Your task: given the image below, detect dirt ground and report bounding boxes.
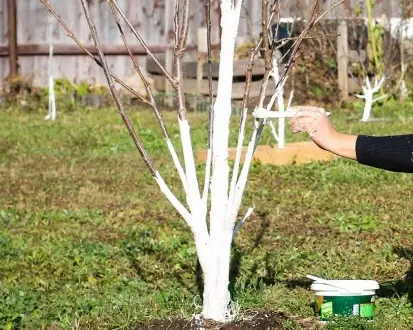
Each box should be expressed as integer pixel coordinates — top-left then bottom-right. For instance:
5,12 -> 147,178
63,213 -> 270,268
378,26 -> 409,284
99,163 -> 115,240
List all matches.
135,310 -> 320,330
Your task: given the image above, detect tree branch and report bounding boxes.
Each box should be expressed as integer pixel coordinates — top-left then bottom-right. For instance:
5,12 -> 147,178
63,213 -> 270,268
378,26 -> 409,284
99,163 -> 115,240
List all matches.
202,0 -> 214,205
78,0 -> 191,224
40,0 -> 150,106
109,0 -> 176,86
108,1 -> 189,197
173,0 -> 201,210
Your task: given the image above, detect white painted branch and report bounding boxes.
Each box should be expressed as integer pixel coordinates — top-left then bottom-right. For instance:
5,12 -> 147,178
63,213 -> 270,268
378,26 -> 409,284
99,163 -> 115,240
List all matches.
155,172 -> 192,226
166,139 -> 189,196
269,121 -> 280,142
179,119 -> 201,211
254,108 -> 332,119
266,79 -> 287,112
232,207 -> 254,240
365,75 -> 372,90
287,90 -> 294,108
229,107 -> 248,204
45,16 -> 56,121
372,94 -> 388,103
226,122 -> 259,228
276,64 -> 286,149
266,57 -> 293,149
202,148 -> 212,204
210,4 -> 242,233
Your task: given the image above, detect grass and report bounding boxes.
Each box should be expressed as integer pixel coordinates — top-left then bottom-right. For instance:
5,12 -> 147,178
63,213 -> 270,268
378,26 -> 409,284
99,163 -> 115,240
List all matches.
1,99 -> 413,329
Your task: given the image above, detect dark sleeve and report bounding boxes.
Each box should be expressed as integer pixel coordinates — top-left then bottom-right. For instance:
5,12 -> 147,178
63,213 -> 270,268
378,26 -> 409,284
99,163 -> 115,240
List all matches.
356,135 -> 413,173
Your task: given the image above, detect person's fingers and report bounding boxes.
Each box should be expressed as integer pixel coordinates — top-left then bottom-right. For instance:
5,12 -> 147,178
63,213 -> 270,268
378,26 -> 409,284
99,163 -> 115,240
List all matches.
292,109 -> 324,120
289,105 -> 326,115
290,115 -> 318,127
290,118 -> 318,133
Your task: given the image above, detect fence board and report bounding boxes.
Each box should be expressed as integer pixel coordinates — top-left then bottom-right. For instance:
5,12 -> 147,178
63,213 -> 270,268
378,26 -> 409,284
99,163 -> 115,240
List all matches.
0,0 -> 403,88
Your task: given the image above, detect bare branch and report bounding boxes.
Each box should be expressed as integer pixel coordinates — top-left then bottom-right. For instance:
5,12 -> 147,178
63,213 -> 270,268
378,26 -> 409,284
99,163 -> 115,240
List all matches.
78,0 -> 191,223
110,0 -> 176,86
205,0 -> 214,146
173,0 -> 201,208
173,0 -> 191,120
257,0 -> 273,108
108,2 -> 189,197
40,0 -> 150,106
202,0 -> 214,205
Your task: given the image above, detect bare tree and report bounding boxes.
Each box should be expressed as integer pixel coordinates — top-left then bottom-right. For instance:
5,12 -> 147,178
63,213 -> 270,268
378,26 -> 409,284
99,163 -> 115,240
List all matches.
41,0 -> 342,322
356,76 -> 387,121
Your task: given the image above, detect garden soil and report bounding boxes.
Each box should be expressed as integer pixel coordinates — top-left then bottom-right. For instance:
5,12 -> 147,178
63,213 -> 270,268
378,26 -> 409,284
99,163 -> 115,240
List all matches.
135,309 -> 320,330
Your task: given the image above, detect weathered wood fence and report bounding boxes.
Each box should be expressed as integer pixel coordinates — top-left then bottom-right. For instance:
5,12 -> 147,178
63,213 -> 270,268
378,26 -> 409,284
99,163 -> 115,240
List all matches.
0,0 -> 403,89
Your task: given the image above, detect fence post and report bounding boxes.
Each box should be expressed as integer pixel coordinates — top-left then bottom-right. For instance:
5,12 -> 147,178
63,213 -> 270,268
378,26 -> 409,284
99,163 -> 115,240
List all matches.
337,20 -> 349,99
7,0 -> 18,78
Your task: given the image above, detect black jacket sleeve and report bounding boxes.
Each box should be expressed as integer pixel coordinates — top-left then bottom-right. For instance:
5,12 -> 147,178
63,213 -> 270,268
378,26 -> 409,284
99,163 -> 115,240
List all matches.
356,135 -> 413,173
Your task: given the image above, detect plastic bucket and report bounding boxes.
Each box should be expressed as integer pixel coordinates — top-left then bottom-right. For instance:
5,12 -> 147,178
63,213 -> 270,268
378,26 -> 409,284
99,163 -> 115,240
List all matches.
310,280 -> 380,321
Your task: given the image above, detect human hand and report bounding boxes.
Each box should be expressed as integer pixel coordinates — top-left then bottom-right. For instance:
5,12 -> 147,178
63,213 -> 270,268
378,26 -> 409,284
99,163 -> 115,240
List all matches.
289,105 -> 338,151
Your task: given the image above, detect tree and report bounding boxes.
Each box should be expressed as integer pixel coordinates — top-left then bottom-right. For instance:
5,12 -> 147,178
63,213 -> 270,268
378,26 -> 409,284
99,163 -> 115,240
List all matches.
356,75 -> 387,121
41,0 -> 342,322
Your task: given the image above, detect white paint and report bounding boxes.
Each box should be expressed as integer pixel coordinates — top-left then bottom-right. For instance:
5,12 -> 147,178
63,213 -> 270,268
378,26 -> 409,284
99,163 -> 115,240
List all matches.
265,57 -> 294,148
274,58 -> 286,148
356,76 -> 387,122
154,172 -> 192,226
204,0 -> 244,322
229,107 -> 248,204
45,16 -> 56,121
202,148 -> 212,204
166,138 -> 189,197
229,121 -> 258,223
179,119 -> 201,211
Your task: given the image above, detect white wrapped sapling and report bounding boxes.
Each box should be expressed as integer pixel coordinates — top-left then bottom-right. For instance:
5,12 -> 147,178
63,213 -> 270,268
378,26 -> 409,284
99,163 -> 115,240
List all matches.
356,76 -> 387,122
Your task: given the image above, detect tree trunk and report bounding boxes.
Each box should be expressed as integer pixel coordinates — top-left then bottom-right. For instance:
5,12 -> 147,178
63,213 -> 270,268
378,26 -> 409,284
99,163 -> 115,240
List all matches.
362,93 -> 373,121
202,229 -> 233,322
207,3 -> 242,322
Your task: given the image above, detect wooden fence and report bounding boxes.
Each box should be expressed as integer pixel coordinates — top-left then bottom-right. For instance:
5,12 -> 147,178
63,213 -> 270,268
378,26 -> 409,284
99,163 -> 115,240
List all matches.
0,0 -> 402,88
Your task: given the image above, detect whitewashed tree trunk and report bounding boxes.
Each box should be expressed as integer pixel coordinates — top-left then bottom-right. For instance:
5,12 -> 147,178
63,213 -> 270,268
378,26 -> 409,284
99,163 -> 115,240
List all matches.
204,1 -> 243,321
356,76 -> 386,122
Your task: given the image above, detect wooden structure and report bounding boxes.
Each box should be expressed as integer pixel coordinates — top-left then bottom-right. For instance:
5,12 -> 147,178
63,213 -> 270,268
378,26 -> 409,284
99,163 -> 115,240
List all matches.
147,57 -> 276,100
197,141 -> 336,165
6,0 -> 17,78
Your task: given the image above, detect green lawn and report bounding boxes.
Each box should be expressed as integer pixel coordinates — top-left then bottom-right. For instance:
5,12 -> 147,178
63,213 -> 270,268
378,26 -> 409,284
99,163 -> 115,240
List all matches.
1,100 -> 413,329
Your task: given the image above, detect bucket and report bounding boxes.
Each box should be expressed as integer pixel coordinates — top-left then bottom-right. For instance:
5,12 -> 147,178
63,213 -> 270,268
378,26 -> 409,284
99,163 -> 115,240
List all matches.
310,279 -> 380,321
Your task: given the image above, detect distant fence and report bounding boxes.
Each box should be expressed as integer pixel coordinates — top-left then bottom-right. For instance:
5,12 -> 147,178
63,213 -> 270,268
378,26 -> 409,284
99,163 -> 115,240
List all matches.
0,0 -> 402,88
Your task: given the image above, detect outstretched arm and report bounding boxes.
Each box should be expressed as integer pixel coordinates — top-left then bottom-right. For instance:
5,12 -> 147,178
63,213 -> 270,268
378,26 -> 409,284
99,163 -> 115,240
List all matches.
289,106 -> 413,173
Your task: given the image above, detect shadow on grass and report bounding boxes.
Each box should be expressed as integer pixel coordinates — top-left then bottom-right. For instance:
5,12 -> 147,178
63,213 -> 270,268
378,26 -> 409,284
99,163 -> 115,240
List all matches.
376,247 -> 413,303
